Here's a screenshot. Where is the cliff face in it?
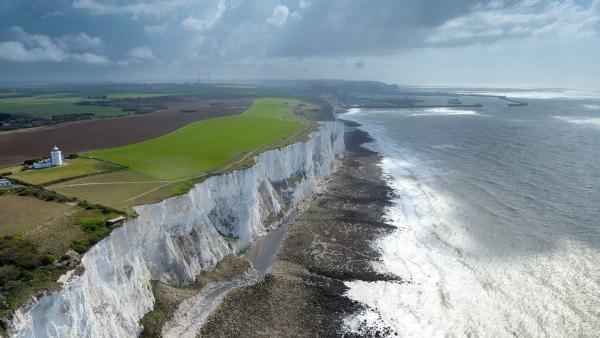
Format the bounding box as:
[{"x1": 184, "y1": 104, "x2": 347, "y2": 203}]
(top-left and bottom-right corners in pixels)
[{"x1": 10, "y1": 122, "x2": 345, "y2": 338}]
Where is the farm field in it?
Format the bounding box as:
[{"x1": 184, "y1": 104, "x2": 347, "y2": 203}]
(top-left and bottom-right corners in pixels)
[
  {"x1": 9, "y1": 158, "x2": 123, "y2": 186},
  {"x1": 0, "y1": 91, "x2": 184, "y2": 122},
  {"x1": 49, "y1": 98, "x2": 317, "y2": 211},
  {"x1": 0, "y1": 98, "x2": 250, "y2": 167},
  {"x1": 105, "y1": 93, "x2": 175, "y2": 99},
  {"x1": 0, "y1": 195, "x2": 72, "y2": 236},
  {"x1": 49, "y1": 171, "x2": 172, "y2": 211},
  {"x1": 86, "y1": 98, "x2": 314, "y2": 180},
  {"x1": 0, "y1": 96, "x2": 124, "y2": 119}
]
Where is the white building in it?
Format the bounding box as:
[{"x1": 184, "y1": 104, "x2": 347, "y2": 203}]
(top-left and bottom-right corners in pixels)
[
  {"x1": 0, "y1": 178, "x2": 11, "y2": 187},
  {"x1": 32, "y1": 146, "x2": 64, "y2": 169},
  {"x1": 51, "y1": 146, "x2": 63, "y2": 167}
]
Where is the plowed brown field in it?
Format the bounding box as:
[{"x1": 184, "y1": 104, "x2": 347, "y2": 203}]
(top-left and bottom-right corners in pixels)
[{"x1": 0, "y1": 97, "x2": 250, "y2": 167}]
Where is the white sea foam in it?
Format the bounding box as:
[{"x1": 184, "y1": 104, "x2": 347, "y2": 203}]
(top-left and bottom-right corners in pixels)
[
  {"x1": 583, "y1": 104, "x2": 600, "y2": 110},
  {"x1": 345, "y1": 107, "x2": 479, "y2": 117},
  {"x1": 430, "y1": 144, "x2": 459, "y2": 150},
  {"x1": 456, "y1": 89, "x2": 600, "y2": 100},
  {"x1": 554, "y1": 116, "x2": 600, "y2": 127},
  {"x1": 341, "y1": 110, "x2": 600, "y2": 337},
  {"x1": 403, "y1": 108, "x2": 479, "y2": 117}
]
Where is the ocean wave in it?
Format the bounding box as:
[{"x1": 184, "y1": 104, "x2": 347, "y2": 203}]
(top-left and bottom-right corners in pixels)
[
  {"x1": 583, "y1": 104, "x2": 600, "y2": 110},
  {"x1": 431, "y1": 144, "x2": 459, "y2": 150},
  {"x1": 341, "y1": 107, "x2": 479, "y2": 118},
  {"x1": 340, "y1": 112, "x2": 600, "y2": 337},
  {"x1": 456, "y1": 89, "x2": 600, "y2": 100},
  {"x1": 403, "y1": 108, "x2": 479, "y2": 117},
  {"x1": 553, "y1": 116, "x2": 600, "y2": 127}
]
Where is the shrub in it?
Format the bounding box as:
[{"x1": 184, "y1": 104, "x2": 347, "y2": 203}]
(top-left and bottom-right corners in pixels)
[
  {"x1": 69, "y1": 240, "x2": 88, "y2": 254},
  {"x1": 0, "y1": 265, "x2": 22, "y2": 284},
  {"x1": 42, "y1": 254, "x2": 56, "y2": 265},
  {"x1": 23, "y1": 158, "x2": 42, "y2": 166}
]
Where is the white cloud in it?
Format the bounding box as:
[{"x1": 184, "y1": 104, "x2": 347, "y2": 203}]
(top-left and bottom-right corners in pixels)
[
  {"x1": 72, "y1": 52, "x2": 110, "y2": 64},
  {"x1": 144, "y1": 24, "x2": 168, "y2": 34},
  {"x1": 0, "y1": 27, "x2": 109, "y2": 64},
  {"x1": 0, "y1": 41, "x2": 65, "y2": 62},
  {"x1": 268, "y1": 4, "x2": 289, "y2": 26},
  {"x1": 298, "y1": 0, "x2": 310, "y2": 10},
  {"x1": 127, "y1": 46, "x2": 157, "y2": 61},
  {"x1": 58, "y1": 33, "x2": 104, "y2": 51},
  {"x1": 73, "y1": 0, "x2": 193, "y2": 17},
  {"x1": 427, "y1": 0, "x2": 600, "y2": 46},
  {"x1": 181, "y1": 0, "x2": 227, "y2": 31}
]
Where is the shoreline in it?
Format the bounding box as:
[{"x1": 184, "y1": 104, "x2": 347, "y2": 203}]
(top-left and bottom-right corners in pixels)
[{"x1": 200, "y1": 122, "x2": 398, "y2": 337}]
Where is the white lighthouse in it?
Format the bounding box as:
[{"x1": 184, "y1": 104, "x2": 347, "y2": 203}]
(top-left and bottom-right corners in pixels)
[{"x1": 50, "y1": 146, "x2": 63, "y2": 167}]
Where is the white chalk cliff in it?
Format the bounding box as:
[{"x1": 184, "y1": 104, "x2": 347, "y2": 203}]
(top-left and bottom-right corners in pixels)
[{"x1": 9, "y1": 121, "x2": 345, "y2": 338}]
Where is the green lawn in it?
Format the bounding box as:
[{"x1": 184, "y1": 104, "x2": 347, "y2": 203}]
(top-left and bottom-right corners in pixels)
[
  {"x1": 10, "y1": 158, "x2": 122, "y2": 185},
  {"x1": 86, "y1": 98, "x2": 313, "y2": 180},
  {"x1": 0, "y1": 96, "x2": 123, "y2": 118}
]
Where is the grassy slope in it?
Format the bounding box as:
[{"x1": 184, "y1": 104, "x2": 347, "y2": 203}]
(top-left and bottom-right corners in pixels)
[
  {"x1": 86, "y1": 98, "x2": 311, "y2": 180},
  {"x1": 10, "y1": 158, "x2": 122, "y2": 185}
]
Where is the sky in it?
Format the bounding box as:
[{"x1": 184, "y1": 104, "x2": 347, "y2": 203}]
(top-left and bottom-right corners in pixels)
[{"x1": 0, "y1": 0, "x2": 599, "y2": 88}]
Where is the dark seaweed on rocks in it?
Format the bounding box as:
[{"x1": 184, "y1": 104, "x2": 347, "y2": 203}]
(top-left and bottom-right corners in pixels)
[{"x1": 200, "y1": 124, "x2": 400, "y2": 337}]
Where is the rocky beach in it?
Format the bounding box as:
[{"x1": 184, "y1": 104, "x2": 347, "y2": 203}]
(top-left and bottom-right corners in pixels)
[{"x1": 200, "y1": 123, "x2": 398, "y2": 337}]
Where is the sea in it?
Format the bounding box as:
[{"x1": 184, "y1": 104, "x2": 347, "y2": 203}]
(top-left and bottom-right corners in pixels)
[{"x1": 341, "y1": 88, "x2": 600, "y2": 337}]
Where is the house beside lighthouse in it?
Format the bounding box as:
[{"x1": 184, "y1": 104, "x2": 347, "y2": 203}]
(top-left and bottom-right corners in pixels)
[{"x1": 32, "y1": 146, "x2": 64, "y2": 169}]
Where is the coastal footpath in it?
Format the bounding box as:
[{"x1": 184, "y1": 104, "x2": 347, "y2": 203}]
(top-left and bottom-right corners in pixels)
[{"x1": 200, "y1": 123, "x2": 399, "y2": 337}]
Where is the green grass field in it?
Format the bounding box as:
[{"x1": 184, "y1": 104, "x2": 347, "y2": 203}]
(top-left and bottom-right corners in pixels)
[
  {"x1": 0, "y1": 96, "x2": 124, "y2": 118},
  {"x1": 86, "y1": 98, "x2": 314, "y2": 180},
  {"x1": 106, "y1": 93, "x2": 174, "y2": 99},
  {"x1": 0, "y1": 92, "x2": 175, "y2": 119},
  {"x1": 10, "y1": 158, "x2": 123, "y2": 185}
]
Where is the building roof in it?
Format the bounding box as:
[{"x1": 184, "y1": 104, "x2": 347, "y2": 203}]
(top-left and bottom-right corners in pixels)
[{"x1": 52, "y1": 146, "x2": 59, "y2": 151}]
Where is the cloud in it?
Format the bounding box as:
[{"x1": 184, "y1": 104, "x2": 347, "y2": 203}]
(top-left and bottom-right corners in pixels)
[
  {"x1": 181, "y1": 0, "x2": 227, "y2": 31},
  {"x1": 268, "y1": 4, "x2": 289, "y2": 26},
  {"x1": 426, "y1": 1, "x2": 600, "y2": 46},
  {"x1": 2, "y1": 0, "x2": 600, "y2": 84},
  {"x1": 0, "y1": 41, "x2": 65, "y2": 62},
  {"x1": 0, "y1": 26, "x2": 109, "y2": 64},
  {"x1": 72, "y1": 0, "x2": 193, "y2": 17},
  {"x1": 144, "y1": 24, "x2": 168, "y2": 34},
  {"x1": 72, "y1": 52, "x2": 110, "y2": 64},
  {"x1": 127, "y1": 46, "x2": 157, "y2": 61},
  {"x1": 58, "y1": 33, "x2": 104, "y2": 51}
]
